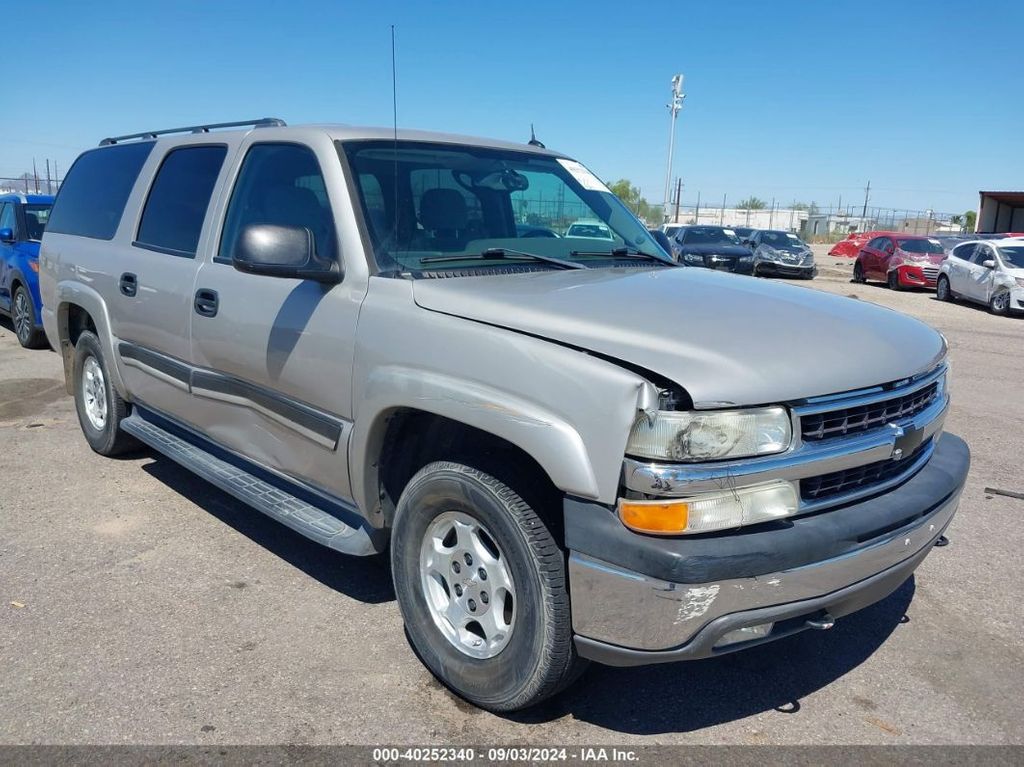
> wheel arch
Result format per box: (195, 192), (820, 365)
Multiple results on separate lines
(54, 281), (126, 398)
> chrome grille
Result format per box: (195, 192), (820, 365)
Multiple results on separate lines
(801, 439), (932, 502)
(922, 266), (939, 281)
(800, 381), (939, 441)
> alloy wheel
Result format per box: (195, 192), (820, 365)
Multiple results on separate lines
(419, 510), (516, 659)
(13, 289), (32, 344)
(81, 356), (108, 430)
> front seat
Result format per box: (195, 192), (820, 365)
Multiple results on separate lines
(419, 188), (468, 251)
(24, 212), (44, 241)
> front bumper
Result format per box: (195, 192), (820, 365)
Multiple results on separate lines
(895, 264), (939, 288)
(756, 259), (816, 277)
(565, 432), (969, 665)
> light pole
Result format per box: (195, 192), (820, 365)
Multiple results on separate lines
(663, 74), (685, 224)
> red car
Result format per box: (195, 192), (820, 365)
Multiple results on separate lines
(829, 230), (905, 258)
(852, 234), (946, 290)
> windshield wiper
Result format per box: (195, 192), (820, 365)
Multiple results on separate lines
(569, 247), (675, 265)
(420, 247), (586, 270)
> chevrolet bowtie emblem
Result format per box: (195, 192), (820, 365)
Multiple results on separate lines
(889, 423), (905, 460)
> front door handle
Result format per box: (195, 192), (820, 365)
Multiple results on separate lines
(119, 272), (137, 297)
(194, 288), (219, 318)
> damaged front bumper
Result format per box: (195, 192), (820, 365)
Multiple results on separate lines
(564, 433), (969, 666)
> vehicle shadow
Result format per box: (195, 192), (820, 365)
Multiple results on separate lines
(510, 578), (915, 734)
(139, 455), (395, 604)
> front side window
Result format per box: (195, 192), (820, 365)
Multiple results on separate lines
(219, 143), (336, 264)
(972, 246), (994, 264)
(341, 140), (667, 274)
(47, 142), (154, 240)
(951, 243), (976, 261)
(136, 145), (227, 256)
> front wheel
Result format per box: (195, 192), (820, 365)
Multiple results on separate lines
(852, 261), (866, 283)
(989, 289), (1010, 316)
(12, 285), (46, 349)
(936, 275), (953, 302)
(390, 461), (585, 712)
(887, 270), (902, 291)
(73, 331), (139, 456)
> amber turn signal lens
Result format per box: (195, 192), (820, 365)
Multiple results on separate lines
(618, 500), (690, 535)
(29, 260), (40, 273)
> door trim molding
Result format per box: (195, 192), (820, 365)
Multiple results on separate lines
(117, 341), (348, 450)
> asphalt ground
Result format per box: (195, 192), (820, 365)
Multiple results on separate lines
(1, 248), (1022, 745)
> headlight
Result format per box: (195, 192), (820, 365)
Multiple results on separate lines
(619, 481), (799, 535)
(627, 406), (792, 462)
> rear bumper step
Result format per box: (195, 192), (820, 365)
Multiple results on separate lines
(121, 413), (379, 556)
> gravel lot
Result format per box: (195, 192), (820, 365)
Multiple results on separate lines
(2, 249), (1022, 746)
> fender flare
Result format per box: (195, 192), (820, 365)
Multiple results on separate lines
(349, 365), (605, 514)
(54, 280), (128, 398)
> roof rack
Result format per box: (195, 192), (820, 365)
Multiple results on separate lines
(99, 117), (286, 146)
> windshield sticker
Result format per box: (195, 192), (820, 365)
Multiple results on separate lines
(557, 159), (610, 193)
(723, 229), (737, 236)
(929, 239), (941, 246)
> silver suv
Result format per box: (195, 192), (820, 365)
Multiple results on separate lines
(40, 118), (969, 711)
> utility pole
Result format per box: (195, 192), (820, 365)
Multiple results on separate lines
(861, 180), (870, 218)
(694, 190), (701, 224)
(32, 159), (39, 194)
(769, 197), (775, 229)
(662, 75), (685, 222)
(674, 177), (682, 223)
(720, 193), (726, 225)
(46, 159), (52, 195)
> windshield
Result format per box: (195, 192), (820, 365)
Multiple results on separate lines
(340, 140), (668, 273)
(998, 245), (1024, 268)
(761, 230), (804, 249)
(898, 238), (944, 254)
(681, 227), (741, 245)
(23, 203), (52, 241)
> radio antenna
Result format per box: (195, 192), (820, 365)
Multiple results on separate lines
(391, 24), (399, 257)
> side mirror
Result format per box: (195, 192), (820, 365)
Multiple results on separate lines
(983, 259), (996, 269)
(886, 245), (895, 255)
(0, 227), (14, 243)
(231, 224), (340, 284)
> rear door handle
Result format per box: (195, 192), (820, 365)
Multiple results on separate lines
(119, 272), (137, 297)
(194, 288), (219, 318)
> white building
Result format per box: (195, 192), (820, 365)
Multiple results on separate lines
(667, 207), (808, 232)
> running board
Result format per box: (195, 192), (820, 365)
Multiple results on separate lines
(121, 414), (379, 556)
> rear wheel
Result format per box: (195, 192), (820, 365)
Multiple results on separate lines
(390, 461), (585, 712)
(73, 331), (139, 456)
(887, 270), (902, 291)
(12, 285), (46, 349)
(936, 275), (953, 302)
(989, 289), (1010, 316)
(852, 261), (865, 283)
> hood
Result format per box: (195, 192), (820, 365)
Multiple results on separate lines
(677, 244), (751, 257)
(14, 241), (41, 258)
(412, 268), (945, 408)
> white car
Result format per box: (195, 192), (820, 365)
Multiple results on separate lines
(565, 220), (613, 240)
(936, 238), (1024, 315)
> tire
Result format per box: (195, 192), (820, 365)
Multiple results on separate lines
(72, 331), (139, 456)
(887, 270), (902, 291)
(12, 284), (46, 349)
(936, 275), (953, 302)
(852, 261), (865, 284)
(391, 461), (585, 712)
(989, 289), (1010, 316)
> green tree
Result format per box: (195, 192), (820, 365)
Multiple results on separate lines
(738, 196), (767, 210)
(791, 201), (810, 211)
(964, 210), (977, 232)
(609, 178), (662, 223)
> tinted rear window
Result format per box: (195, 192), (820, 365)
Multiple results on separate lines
(47, 142), (154, 240)
(135, 145), (227, 256)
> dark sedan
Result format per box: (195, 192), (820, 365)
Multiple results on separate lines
(671, 225), (753, 273)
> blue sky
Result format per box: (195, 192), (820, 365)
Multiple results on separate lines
(4, 0), (1021, 213)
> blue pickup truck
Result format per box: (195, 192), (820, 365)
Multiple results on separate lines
(1, 193), (54, 348)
